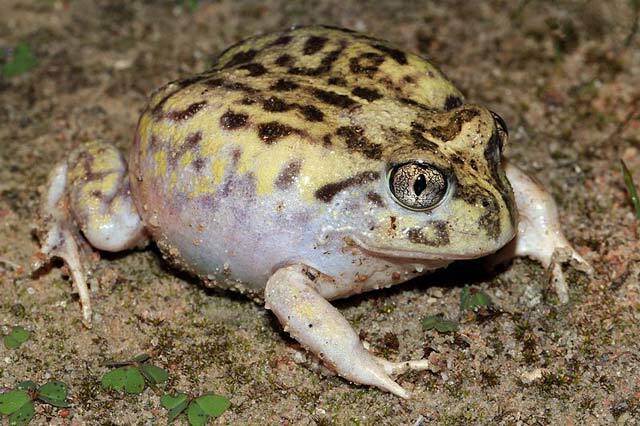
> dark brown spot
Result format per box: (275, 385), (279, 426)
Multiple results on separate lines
(288, 45), (345, 76)
(212, 38), (249, 67)
(232, 148), (242, 164)
(407, 221), (450, 246)
(204, 78), (225, 87)
(224, 49), (258, 68)
(275, 160), (302, 190)
(315, 171), (380, 202)
(270, 35), (292, 46)
(204, 78), (257, 94)
(367, 191), (385, 207)
(410, 122), (439, 151)
(228, 82), (257, 93)
(169, 131), (202, 167)
(176, 75), (208, 88)
(275, 54), (293, 67)
(151, 88), (183, 119)
(322, 134), (332, 147)
(303, 36), (329, 55)
(444, 95), (463, 111)
(327, 77), (347, 86)
(451, 154), (465, 165)
(220, 110), (248, 130)
(336, 126), (382, 160)
(240, 97), (256, 105)
(167, 101), (207, 121)
(372, 43), (408, 65)
(262, 96), (291, 112)
(149, 134), (160, 149)
(399, 97), (432, 111)
(298, 105), (324, 122)
(239, 63), (268, 77)
(192, 157), (206, 171)
(478, 196), (501, 240)
(184, 131), (202, 148)
(311, 88), (357, 108)
(351, 86), (383, 102)
(258, 121), (294, 144)
(349, 52), (385, 76)
(411, 121), (426, 132)
(270, 79), (299, 91)
(403, 75), (416, 84)
(427, 108), (479, 142)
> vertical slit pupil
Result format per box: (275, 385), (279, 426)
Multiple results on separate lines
(413, 174), (427, 196)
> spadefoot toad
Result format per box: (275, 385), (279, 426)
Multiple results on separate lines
(35, 26), (591, 398)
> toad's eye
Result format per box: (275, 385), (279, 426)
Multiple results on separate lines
(388, 162), (447, 211)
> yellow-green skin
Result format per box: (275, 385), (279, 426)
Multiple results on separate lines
(86, 26), (516, 300)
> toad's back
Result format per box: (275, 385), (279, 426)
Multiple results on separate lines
(128, 26), (463, 292)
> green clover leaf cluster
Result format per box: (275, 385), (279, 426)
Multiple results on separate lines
(101, 354), (169, 394)
(101, 353), (230, 425)
(0, 380), (70, 426)
(161, 392), (230, 425)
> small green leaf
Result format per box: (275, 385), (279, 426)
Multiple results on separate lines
(186, 400), (209, 426)
(621, 159), (640, 220)
(140, 364), (168, 385)
(37, 381), (70, 407)
(460, 286), (493, 311)
(101, 367), (128, 391)
(3, 326), (30, 349)
(161, 392), (189, 410)
(123, 367), (146, 394)
(194, 393), (230, 417)
(0, 390), (30, 415)
(421, 315), (459, 333)
(133, 353), (151, 363)
(101, 366), (146, 394)
(2, 43), (37, 78)
(16, 381), (37, 392)
(161, 393), (190, 422)
(8, 400), (34, 426)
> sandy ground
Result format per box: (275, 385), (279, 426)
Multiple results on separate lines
(1, 1), (639, 424)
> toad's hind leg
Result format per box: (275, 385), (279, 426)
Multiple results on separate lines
(265, 265), (430, 398)
(492, 164), (592, 302)
(34, 141), (147, 326)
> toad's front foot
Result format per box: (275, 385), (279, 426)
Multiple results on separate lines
(495, 164), (593, 302)
(265, 265), (429, 398)
(34, 142), (147, 326)
(34, 162), (94, 326)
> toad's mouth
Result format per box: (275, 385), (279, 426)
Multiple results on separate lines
(349, 235), (485, 262)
